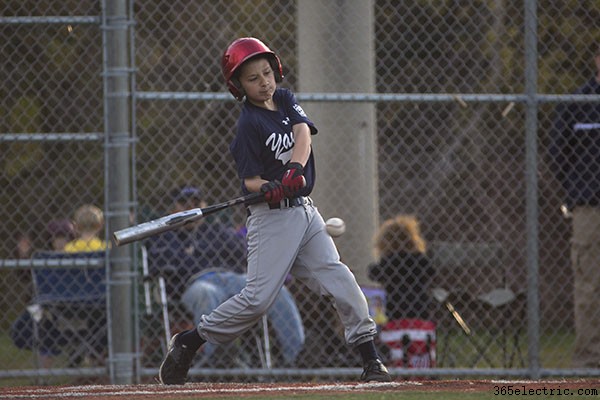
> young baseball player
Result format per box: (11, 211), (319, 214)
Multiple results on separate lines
(158, 37), (391, 384)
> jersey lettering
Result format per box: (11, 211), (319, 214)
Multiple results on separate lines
(266, 131), (295, 164)
(293, 104), (307, 118)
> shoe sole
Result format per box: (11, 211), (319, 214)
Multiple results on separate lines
(158, 334), (185, 385)
(363, 375), (392, 382)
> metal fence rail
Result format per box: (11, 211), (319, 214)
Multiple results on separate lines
(1, 0), (600, 384)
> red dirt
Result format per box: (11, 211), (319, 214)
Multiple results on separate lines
(2, 379), (599, 399)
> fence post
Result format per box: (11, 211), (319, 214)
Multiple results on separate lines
(297, 0), (379, 284)
(524, 0), (541, 380)
(102, 0), (135, 384)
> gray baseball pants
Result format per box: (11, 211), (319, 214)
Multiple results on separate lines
(196, 197), (377, 348)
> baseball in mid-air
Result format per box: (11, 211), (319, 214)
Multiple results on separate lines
(326, 217), (346, 237)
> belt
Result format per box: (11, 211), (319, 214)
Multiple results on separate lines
(269, 196), (305, 209)
(247, 196), (312, 216)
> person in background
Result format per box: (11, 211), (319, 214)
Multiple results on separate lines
(15, 231), (34, 260)
(368, 214), (436, 321)
(10, 219), (76, 368)
(62, 206), (108, 364)
(64, 204), (107, 252)
(14, 231), (35, 304)
(45, 219), (76, 252)
(549, 43), (600, 368)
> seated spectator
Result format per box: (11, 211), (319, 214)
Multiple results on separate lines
(146, 185), (304, 367)
(15, 231), (34, 260)
(46, 219), (76, 252)
(368, 215), (437, 369)
(368, 214), (436, 321)
(64, 204), (107, 252)
(56, 206), (107, 358)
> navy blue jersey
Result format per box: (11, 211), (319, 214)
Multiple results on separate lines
(550, 78), (600, 208)
(229, 88), (318, 196)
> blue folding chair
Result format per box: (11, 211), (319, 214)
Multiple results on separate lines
(29, 251), (107, 367)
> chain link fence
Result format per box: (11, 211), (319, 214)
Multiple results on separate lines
(1, 0), (600, 385)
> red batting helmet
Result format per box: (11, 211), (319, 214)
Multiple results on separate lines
(222, 37), (283, 101)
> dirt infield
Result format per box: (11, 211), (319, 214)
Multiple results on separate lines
(2, 379), (600, 400)
(0, 379), (600, 400)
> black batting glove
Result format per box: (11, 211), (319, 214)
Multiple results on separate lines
(282, 162), (306, 197)
(260, 180), (284, 204)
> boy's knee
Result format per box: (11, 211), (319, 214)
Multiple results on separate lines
(240, 289), (272, 315)
(247, 298), (271, 315)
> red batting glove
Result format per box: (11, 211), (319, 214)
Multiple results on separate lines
(260, 181), (284, 204)
(282, 162), (306, 197)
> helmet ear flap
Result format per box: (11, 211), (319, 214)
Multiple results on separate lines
(228, 78), (245, 101)
(269, 58), (283, 82)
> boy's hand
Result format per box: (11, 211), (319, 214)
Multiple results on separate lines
(260, 181), (285, 204)
(282, 162), (306, 197)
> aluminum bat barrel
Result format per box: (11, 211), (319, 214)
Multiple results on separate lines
(112, 208), (203, 246)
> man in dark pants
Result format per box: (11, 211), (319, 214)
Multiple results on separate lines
(549, 44), (600, 368)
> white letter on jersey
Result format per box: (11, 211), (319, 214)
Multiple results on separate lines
(293, 104), (307, 118)
(266, 131), (295, 164)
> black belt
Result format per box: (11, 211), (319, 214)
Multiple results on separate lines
(246, 196), (307, 216)
(268, 196), (304, 209)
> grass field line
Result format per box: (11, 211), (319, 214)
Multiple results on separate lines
(2, 381), (413, 398)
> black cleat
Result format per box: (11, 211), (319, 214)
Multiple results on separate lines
(360, 359), (392, 382)
(158, 333), (197, 385)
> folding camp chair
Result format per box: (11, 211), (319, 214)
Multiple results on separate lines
(431, 287), (495, 367)
(140, 245), (272, 370)
(430, 242), (525, 368)
(473, 288), (526, 368)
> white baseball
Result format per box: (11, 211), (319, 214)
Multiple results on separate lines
(326, 217), (346, 237)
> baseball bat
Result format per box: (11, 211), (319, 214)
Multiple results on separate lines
(113, 191), (264, 246)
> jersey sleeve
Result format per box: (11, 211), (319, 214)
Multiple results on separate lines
(229, 111), (265, 179)
(281, 89), (318, 135)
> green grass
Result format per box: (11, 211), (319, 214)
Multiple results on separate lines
(0, 332), (74, 387)
(0, 332), (37, 387)
(539, 330), (576, 368)
(436, 328), (576, 369)
(0, 329), (580, 387)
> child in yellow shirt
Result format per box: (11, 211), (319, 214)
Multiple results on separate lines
(64, 204), (108, 252)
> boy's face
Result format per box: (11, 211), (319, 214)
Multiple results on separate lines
(238, 57), (276, 107)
